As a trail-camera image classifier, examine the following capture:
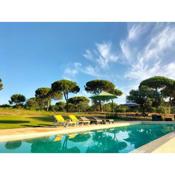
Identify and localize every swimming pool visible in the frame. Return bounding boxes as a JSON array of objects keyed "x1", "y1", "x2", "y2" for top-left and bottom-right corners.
[{"x1": 0, "y1": 123, "x2": 175, "y2": 153}]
